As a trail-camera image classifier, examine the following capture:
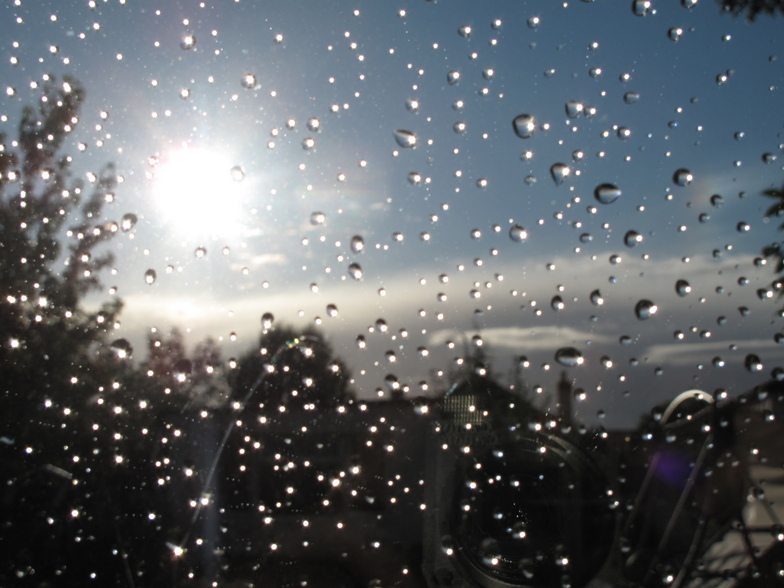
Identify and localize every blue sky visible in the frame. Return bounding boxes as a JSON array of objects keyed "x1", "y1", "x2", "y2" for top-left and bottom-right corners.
[{"x1": 2, "y1": 0, "x2": 783, "y2": 427}]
